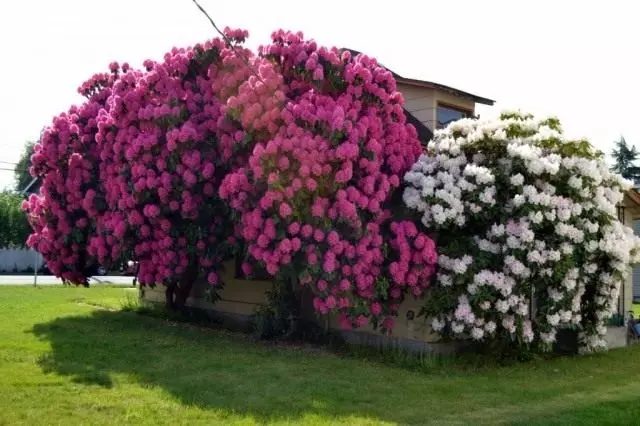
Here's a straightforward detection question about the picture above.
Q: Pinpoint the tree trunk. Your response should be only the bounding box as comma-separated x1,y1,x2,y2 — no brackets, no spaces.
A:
165,259,199,312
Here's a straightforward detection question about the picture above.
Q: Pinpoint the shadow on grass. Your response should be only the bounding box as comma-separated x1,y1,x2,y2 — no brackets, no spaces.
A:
27,306,640,424
31,310,444,424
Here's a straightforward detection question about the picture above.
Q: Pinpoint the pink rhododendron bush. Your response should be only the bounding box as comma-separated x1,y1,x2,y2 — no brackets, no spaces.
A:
403,111,640,352
25,37,243,305
24,28,438,327
219,31,437,329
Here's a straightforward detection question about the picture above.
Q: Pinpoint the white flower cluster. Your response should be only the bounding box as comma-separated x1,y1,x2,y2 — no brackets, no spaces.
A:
405,111,640,352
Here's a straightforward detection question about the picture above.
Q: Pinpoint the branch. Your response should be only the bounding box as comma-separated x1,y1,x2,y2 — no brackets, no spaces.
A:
190,0,266,85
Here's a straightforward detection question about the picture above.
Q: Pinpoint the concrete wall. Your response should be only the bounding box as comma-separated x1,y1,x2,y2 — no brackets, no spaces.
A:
605,326,628,349
0,248,44,273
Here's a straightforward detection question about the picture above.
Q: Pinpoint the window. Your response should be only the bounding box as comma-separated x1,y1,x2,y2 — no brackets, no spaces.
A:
436,104,471,129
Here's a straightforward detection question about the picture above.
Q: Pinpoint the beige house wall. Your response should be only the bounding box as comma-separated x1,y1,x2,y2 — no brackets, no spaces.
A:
141,259,272,318
140,263,440,343
327,297,439,342
397,83,477,133
398,83,436,132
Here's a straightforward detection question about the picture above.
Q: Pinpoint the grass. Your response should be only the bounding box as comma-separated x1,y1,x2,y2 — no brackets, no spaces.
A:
1,286,640,425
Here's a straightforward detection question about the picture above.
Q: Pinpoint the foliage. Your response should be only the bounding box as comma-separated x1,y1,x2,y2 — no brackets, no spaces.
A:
14,140,36,192
250,280,299,340
0,190,31,248
403,111,640,352
610,136,640,181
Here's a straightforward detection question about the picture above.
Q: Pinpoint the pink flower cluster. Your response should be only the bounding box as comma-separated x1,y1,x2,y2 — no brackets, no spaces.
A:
388,221,438,297
24,70,118,283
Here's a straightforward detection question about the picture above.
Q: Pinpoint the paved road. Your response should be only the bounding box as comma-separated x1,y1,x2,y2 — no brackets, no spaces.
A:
0,275,136,286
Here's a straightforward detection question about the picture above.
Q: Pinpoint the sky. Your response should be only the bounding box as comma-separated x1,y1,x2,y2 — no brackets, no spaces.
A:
1,0,638,190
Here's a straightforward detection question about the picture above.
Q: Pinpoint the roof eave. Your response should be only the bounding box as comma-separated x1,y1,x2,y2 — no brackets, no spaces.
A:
395,77,495,106
626,188,640,208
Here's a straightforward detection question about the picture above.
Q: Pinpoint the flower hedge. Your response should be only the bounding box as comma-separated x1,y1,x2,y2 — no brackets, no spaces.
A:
24,28,437,329
403,111,640,352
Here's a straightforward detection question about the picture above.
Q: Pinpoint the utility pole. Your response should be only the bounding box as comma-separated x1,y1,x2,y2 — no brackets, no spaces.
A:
33,250,39,287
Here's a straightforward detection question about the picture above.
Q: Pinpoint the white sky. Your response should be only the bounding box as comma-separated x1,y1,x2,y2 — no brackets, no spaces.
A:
1,0,639,190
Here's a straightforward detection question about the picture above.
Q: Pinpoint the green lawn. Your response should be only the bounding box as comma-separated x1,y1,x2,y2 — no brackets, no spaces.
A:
1,286,640,425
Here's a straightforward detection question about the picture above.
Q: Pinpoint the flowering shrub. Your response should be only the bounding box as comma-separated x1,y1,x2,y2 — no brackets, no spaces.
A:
24,28,438,325
25,33,244,295
219,30,437,329
404,111,640,352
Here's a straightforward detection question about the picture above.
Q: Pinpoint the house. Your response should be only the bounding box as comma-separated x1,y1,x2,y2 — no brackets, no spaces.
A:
628,185,640,302
141,55,496,354
617,189,640,315
634,220,640,301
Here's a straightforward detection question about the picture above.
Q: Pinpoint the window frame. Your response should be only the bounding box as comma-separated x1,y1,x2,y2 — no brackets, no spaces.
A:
436,102,473,129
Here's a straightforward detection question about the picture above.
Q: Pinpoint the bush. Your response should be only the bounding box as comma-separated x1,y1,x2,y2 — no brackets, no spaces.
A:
403,111,640,352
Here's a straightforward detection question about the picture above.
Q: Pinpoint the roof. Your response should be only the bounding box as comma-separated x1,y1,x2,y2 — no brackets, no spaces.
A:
342,48,436,144
343,48,495,106
626,188,640,208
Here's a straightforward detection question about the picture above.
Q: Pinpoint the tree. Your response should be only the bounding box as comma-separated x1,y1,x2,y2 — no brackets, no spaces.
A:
610,136,640,181
0,190,31,248
14,140,36,192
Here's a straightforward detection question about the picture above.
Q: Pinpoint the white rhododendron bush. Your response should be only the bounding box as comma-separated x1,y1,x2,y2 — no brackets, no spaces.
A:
403,111,640,352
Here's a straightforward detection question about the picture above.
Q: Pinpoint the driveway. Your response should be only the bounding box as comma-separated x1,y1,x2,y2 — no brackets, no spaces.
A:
0,275,136,286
